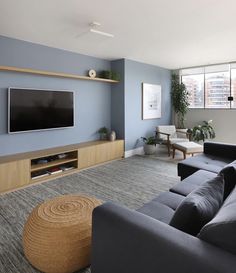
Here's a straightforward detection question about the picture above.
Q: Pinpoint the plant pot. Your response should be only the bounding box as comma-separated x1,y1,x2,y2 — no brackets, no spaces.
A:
144,144,156,155
109,131,116,141
100,133,107,140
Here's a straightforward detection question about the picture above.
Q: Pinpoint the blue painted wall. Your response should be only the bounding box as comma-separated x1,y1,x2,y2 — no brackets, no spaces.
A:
111,59,125,139
0,36,172,155
0,36,111,156
124,59,171,151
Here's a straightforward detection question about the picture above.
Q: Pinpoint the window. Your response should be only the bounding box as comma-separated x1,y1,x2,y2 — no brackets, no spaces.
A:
182,74,204,108
205,72,230,108
231,69,236,108
181,64,234,109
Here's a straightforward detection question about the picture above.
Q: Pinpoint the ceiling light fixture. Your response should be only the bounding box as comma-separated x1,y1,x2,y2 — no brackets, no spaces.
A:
89,22,114,38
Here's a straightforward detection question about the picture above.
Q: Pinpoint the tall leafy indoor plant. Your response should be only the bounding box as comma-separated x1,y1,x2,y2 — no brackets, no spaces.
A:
171,73,189,128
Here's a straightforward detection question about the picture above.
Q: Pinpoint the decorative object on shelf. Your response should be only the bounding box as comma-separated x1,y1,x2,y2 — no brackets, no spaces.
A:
88,69,97,78
57,153,67,159
100,70,121,81
37,159,48,164
141,136,157,155
111,71,121,81
171,73,189,128
187,120,216,142
100,70,112,79
98,127,109,140
23,194,102,273
109,131,116,141
142,83,161,120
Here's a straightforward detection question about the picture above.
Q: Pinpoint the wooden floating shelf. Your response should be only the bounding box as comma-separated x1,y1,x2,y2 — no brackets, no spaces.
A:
0,65,119,83
31,158,78,172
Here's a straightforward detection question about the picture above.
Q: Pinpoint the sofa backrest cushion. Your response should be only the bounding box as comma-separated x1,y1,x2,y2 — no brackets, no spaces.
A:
220,160,236,200
198,186,236,255
169,175,224,236
204,142,236,159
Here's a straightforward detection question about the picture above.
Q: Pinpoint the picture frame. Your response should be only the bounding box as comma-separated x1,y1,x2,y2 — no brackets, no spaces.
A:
142,83,161,120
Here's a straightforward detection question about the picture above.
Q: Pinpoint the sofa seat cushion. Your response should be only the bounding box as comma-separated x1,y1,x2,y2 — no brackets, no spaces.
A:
170,170,217,196
152,192,185,210
219,160,236,200
178,154,231,179
199,186,236,255
137,201,174,224
170,175,224,236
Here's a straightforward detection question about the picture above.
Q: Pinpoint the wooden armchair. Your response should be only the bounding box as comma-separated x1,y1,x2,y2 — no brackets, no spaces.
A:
155,125,190,156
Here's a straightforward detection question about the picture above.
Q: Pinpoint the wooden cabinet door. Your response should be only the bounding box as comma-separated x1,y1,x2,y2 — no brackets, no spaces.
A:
0,160,30,193
110,140,124,159
95,140,124,164
95,143,110,164
78,140,124,170
78,146,96,170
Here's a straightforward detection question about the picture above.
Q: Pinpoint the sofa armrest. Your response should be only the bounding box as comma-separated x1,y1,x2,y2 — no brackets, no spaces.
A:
204,142,236,159
91,202,236,273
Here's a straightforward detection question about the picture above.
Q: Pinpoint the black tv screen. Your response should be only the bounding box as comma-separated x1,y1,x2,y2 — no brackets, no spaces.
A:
8,88,74,133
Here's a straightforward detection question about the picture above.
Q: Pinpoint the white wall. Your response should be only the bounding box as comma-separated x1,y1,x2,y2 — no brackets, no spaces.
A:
185,109,236,144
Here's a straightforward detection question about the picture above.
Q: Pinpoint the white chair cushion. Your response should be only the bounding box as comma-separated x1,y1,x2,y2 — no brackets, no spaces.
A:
173,141,203,153
169,138,190,145
156,125,177,140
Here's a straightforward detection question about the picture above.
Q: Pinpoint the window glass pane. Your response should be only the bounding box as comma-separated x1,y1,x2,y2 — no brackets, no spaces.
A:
182,75,204,108
231,69,236,108
205,72,230,108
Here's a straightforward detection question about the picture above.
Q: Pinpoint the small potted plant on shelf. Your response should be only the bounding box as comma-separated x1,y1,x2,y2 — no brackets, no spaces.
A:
141,136,157,155
187,120,216,142
100,70,121,81
98,127,109,140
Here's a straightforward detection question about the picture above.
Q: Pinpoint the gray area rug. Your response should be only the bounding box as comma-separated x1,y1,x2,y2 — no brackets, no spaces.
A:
0,155,179,273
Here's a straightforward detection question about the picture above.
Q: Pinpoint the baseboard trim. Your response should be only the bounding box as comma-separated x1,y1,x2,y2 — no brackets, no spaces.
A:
125,147,144,158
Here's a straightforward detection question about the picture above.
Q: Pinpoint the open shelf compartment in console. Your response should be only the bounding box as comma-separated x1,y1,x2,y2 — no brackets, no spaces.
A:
30,150,78,180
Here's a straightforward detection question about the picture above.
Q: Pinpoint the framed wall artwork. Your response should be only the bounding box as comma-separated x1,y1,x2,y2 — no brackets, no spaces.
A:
142,83,161,120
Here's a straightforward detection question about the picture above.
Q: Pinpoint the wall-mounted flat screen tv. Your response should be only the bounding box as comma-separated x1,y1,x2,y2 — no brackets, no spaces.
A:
8,88,74,133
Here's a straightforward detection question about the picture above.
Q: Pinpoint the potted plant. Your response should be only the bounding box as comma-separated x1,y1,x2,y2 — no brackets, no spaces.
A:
98,127,109,140
171,73,189,129
100,70,112,79
141,136,157,155
187,120,216,142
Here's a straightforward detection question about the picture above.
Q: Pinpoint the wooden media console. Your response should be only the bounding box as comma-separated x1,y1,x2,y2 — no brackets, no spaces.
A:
0,140,124,193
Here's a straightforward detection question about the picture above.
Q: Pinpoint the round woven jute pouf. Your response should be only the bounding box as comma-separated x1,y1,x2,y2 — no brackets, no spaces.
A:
23,194,102,273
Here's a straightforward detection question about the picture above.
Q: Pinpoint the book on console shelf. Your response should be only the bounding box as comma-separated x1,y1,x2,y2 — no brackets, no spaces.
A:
32,171,50,180
48,167,63,175
60,166,75,171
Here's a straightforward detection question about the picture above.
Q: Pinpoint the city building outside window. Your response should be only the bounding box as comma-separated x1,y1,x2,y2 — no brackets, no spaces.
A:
231,68,236,108
182,74,204,108
180,64,235,109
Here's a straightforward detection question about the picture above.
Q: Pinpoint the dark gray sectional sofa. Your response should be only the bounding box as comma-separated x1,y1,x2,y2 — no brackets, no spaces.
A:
178,142,236,180
91,142,236,273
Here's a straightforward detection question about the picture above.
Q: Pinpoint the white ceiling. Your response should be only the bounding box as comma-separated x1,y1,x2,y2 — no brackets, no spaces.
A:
1,0,236,69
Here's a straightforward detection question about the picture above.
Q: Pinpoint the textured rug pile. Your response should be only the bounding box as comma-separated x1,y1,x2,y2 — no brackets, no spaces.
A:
0,155,179,273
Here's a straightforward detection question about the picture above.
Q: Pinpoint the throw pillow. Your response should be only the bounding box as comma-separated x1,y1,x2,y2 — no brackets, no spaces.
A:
198,186,236,255
219,160,236,200
169,174,224,236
